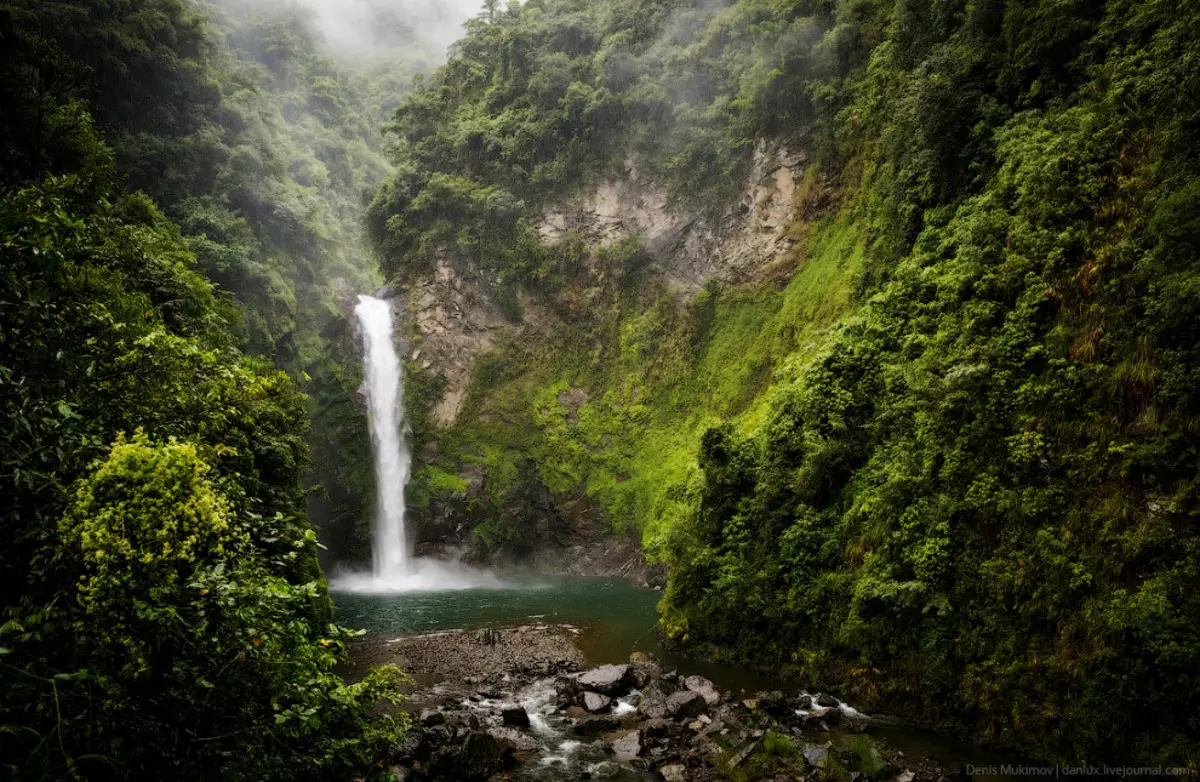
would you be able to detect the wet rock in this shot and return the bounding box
[613,730,643,761]
[757,691,790,717]
[501,706,530,727]
[790,694,814,711]
[660,764,688,782]
[803,747,829,769]
[566,705,589,719]
[640,679,679,720]
[666,690,707,720]
[642,718,672,739]
[458,730,515,779]
[799,706,841,730]
[816,693,839,708]
[489,726,541,752]
[397,729,431,762]
[591,760,623,779]
[419,709,444,727]
[578,664,632,695]
[630,651,664,685]
[583,691,613,712]
[683,675,720,707]
[573,714,621,736]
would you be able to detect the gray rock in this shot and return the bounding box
[640,679,677,719]
[457,730,515,779]
[591,761,623,779]
[613,730,643,761]
[803,747,829,769]
[388,766,410,782]
[666,690,707,720]
[419,709,445,727]
[583,691,613,712]
[578,664,632,695]
[816,693,839,708]
[683,675,720,706]
[660,764,688,782]
[500,706,529,727]
[642,718,672,739]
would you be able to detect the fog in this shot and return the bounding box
[215,0,486,63]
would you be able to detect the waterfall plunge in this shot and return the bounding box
[356,295,412,578]
[337,294,498,593]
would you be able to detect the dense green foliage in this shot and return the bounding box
[0,1,412,777]
[367,0,827,282]
[370,0,1200,765]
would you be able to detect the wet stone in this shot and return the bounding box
[501,706,530,727]
[666,690,706,720]
[613,730,643,761]
[577,664,632,695]
[583,691,613,712]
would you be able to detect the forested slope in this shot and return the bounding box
[368,0,1200,764]
[0,1,413,777]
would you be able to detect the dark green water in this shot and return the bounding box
[331,575,782,693]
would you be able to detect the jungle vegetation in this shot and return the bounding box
[0,0,418,778]
[366,0,1200,765]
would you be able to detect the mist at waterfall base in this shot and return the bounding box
[330,294,498,593]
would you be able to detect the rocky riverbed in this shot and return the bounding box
[353,624,970,782]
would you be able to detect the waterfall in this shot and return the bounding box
[355,294,411,578]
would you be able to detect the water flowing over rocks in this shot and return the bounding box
[357,624,970,781]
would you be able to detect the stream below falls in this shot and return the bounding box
[332,575,1018,780]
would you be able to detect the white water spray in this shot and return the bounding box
[356,294,411,578]
[334,294,498,593]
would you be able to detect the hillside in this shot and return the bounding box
[365,0,1200,763]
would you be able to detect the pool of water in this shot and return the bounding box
[331,574,785,693]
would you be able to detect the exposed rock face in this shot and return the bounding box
[537,142,809,290]
[390,140,816,569]
[404,255,508,427]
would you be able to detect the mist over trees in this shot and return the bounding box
[2,0,1200,778]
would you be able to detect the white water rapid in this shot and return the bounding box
[332,294,498,593]
[356,294,411,578]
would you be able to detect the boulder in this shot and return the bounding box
[666,690,707,720]
[500,706,530,727]
[572,714,621,736]
[816,693,839,708]
[640,679,677,720]
[683,675,720,706]
[583,691,613,712]
[459,731,515,779]
[613,730,643,761]
[419,709,445,727]
[578,664,632,695]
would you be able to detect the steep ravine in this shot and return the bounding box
[377,139,818,580]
